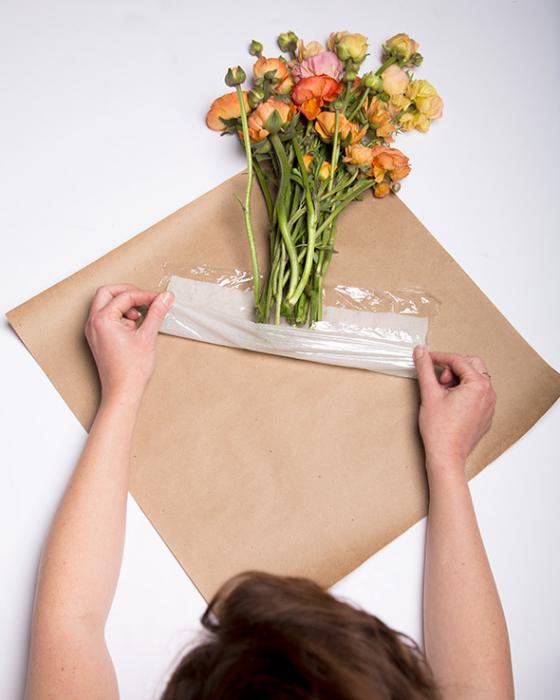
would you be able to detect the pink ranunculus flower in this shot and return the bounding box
[381,63,409,96]
[291,50,344,83]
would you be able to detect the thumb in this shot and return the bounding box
[139,291,174,340]
[413,345,439,401]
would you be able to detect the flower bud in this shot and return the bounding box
[263,108,284,134]
[248,87,265,108]
[343,68,357,82]
[277,31,299,53]
[319,161,331,181]
[410,52,423,67]
[225,66,246,87]
[391,181,401,193]
[362,71,382,90]
[249,39,263,57]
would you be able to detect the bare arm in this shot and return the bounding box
[25,284,173,700]
[414,348,514,699]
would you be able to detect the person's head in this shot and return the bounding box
[162,571,439,699]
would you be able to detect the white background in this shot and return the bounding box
[1,1,559,698]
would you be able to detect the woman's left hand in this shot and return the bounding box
[85,283,174,403]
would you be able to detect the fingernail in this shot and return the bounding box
[413,345,425,359]
[161,291,174,308]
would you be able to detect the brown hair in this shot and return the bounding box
[162,571,439,699]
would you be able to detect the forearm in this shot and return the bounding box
[33,392,140,628]
[423,460,513,698]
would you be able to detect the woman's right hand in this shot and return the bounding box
[413,347,497,477]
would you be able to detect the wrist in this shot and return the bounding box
[425,451,467,487]
[100,385,145,413]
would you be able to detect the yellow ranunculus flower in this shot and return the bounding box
[398,112,416,132]
[329,31,368,63]
[415,94,443,119]
[390,94,411,112]
[406,79,438,101]
[384,33,419,61]
[414,114,431,132]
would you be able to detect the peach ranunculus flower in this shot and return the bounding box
[384,33,419,62]
[381,64,409,96]
[343,144,374,169]
[314,111,366,144]
[371,145,411,184]
[297,39,325,61]
[206,91,251,131]
[328,31,368,63]
[291,51,344,83]
[253,56,293,95]
[365,97,397,142]
[291,76,343,120]
[247,98,296,142]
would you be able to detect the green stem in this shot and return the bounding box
[376,56,397,76]
[348,87,370,121]
[287,139,318,306]
[316,179,375,237]
[329,110,340,192]
[270,133,299,300]
[235,85,260,309]
[254,159,274,225]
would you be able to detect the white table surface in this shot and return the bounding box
[1,1,559,698]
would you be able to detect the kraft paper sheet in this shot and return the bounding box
[7,174,560,600]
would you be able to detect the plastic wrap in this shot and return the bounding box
[158,266,439,378]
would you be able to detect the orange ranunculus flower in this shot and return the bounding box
[297,39,325,61]
[365,97,397,141]
[371,145,411,183]
[302,154,313,171]
[314,111,366,144]
[247,97,296,142]
[319,161,331,181]
[206,91,251,131]
[343,144,374,168]
[253,56,293,95]
[374,181,391,198]
[291,75,342,120]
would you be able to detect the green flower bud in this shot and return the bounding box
[277,30,298,53]
[249,39,263,57]
[263,109,283,134]
[410,52,423,67]
[224,66,246,87]
[248,87,265,109]
[343,68,357,83]
[362,71,382,90]
[391,182,401,193]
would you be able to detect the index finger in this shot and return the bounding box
[430,351,482,383]
[90,284,138,313]
[104,289,159,319]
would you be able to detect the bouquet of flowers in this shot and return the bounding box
[206,31,442,326]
